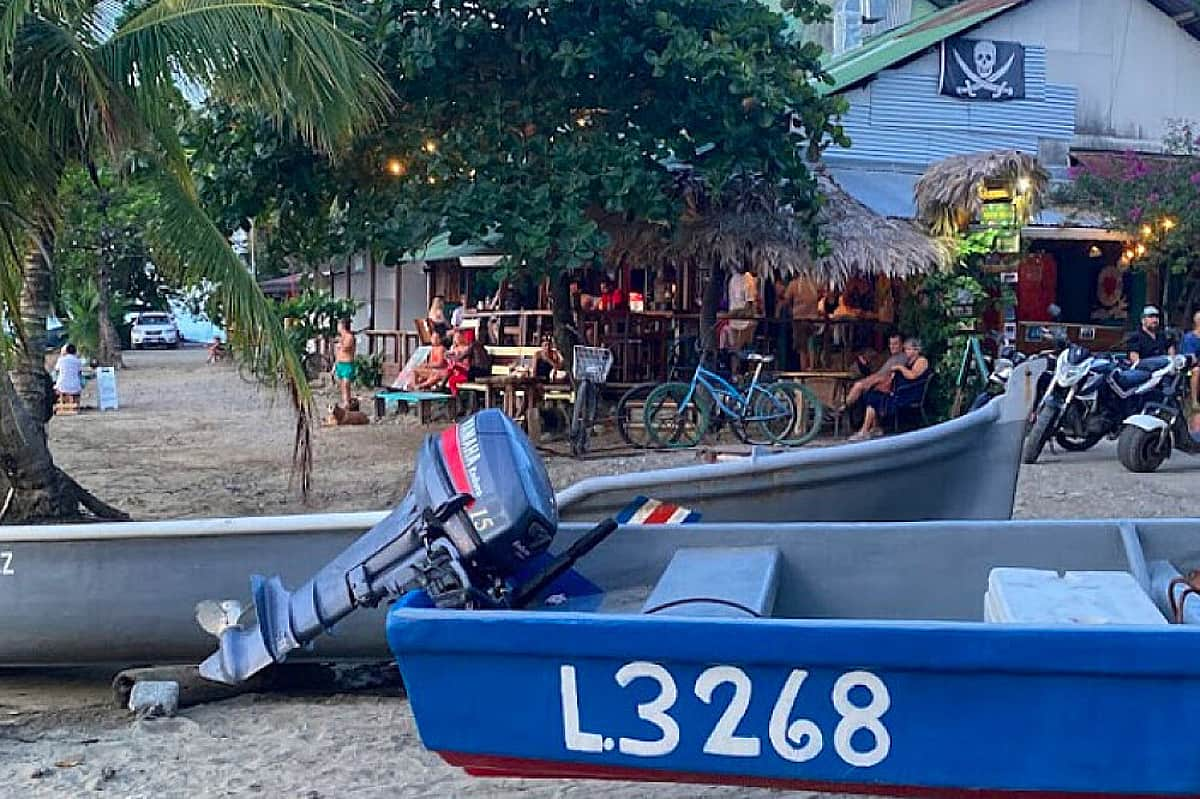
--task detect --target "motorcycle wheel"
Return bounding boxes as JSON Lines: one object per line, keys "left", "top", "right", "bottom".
{"left": 1021, "top": 403, "right": 1060, "bottom": 464}
{"left": 1117, "top": 425, "right": 1170, "bottom": 473}
{"left": 1053, "top": 431, "right": 1103, "bottom": 452}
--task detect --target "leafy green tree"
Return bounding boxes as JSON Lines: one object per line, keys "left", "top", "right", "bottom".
{"left": 1060, "top": 120, "right": 1200, "bottom": 320}
{"left": 343, "top": 0, "right": 846, "bottom": 359}
{"left": 0, "top": 0, "right": 387, "bottom": 523}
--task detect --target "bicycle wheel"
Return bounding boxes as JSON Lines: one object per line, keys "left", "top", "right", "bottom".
{"left": 735, "top": 384, "right": 797, "bottom": 445}
{"left": 644, "top": 382, "right": 708, "bottom": 449}
{"left": 773, "top": 381, "right": 825, "bottom": 446}
{"left": 570, "top": 380, "right": 596, "bottom": 457}
{"left": 615, "top": 382, "right": 656, "bottom": 448}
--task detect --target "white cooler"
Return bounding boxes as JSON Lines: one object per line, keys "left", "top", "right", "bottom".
{"left": 984, "top": 568, "right": 1167, "bottom": 625}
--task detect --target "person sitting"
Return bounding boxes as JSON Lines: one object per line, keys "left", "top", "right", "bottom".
{"left": 842, "top": 333, "right": 907, "bottom": 410}
{"left": 427, "top": 296, "right": 449, "bottom": 338}
{"left": 533, "top": 335, "right": 565, "bottom": 382}
{"left": 414, "top": 336, "right": 450, "bottom": 391}
{"left": 54, "top": 343, "right": 84, "bottom": 409}
{"left": 596, "top": 278, "right": 624, "bottom": 312}
{"left": 849, "top": 337, "right": 930, "bottom": 441}
{"left": 205, "top": 336, "right": 227, "bottom": 364}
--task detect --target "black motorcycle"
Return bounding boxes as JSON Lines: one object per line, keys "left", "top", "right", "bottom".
{"left": 1022, "top": 344, "right": 1168, "bottom": 464}
{"left": 1117, "top": 354, "right": 1200, "bottom": 473}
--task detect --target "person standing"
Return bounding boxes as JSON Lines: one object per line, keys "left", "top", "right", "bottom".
{"left": 1125, "top": 305, "right": 1173, "bottom": 365}
{"left": 334, "top": 317, "right": 356, "bottom": 408}
{"left": 782, "top": 274, "right": 822, "bottom": 370}
{"left": 1181, "top": 309, "right": 1200, "bottom": 433}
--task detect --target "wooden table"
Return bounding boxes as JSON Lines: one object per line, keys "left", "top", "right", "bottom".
{"left": 482, "top": 374, "right": 544, "bottom": 440}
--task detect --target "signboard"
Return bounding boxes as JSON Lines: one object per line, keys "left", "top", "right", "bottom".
{"left": 940, "top": 37, "right": 1026, "bottom": 100}
{"left": 96, "top": 366, "right": 118, "bottom": 411}
{"left": 980, "top": 202, "right": 1016, "bottom": 227}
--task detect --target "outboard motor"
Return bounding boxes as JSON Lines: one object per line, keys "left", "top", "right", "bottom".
{"left": 198, "top": 409, "right": 611, "bottom": 685}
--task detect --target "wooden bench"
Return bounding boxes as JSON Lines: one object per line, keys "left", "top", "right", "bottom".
{"left": 373, "top": 390, "right": 454, "bottom": 424}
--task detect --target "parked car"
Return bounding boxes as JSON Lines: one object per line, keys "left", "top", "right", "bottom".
{"left": 130, "top": 312, "right": 181, "bottom": 349}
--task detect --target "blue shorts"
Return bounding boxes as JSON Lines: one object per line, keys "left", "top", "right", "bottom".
{"left": 334, "top": 362, "right": 355, "bottom": 381}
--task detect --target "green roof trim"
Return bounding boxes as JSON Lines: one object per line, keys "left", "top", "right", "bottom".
{"left": 819, "top": 0, "right": 1026, "bottom": 95}
{"left": 402, "top": 231, "right": 502, "bottom": 263}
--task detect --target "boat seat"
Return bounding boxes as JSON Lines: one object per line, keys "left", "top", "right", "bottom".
{"left": 642, "top": 546, "right": 781, "bottom": 619}
{"left": 745, "top": 353, "right": 774, "bottom": 364}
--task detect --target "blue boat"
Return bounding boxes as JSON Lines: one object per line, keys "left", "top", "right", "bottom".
{"left": 387, "top": 516, "right": 1200, "bottom": 798}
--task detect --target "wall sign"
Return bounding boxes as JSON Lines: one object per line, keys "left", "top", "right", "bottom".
{"left": 96, "top": 366, "right": 119, "bottom": 411}
{"left": 940, "top": 37, "right": 1026, "bottom": 100}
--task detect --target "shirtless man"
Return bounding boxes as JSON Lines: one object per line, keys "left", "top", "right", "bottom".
{"left": 334, "top": 317, "right": 356, "bottom": 408}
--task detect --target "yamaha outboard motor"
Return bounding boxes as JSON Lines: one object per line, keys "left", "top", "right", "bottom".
{"left": 199, "top": 409, "right": 602, "bottom": 685}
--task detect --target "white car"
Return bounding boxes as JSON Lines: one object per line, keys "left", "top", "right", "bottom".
{"left": 130, "top": 312, "right": 181, "bottom": 349}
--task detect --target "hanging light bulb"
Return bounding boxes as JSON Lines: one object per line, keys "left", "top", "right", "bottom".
{"left": 1088, "top": 245, "right": 1102, "bottom": 258}
{"left": 1162, "top": 217, "right": 1177, "bottom": 231}
{"left": 1141, "top": 224, "right": 1154, "bottom": 239}
{"left": 1135, "top": 242, "right": 1148, "bottom": 257}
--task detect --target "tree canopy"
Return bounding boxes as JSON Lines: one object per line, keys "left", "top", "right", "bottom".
{"left": 189, "top": 0, "right": 848, "bottom": 280}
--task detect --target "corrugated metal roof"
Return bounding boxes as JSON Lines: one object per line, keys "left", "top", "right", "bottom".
{"left": 1145, "top": 0, "right": 1200, "bottom": 40}
{"left": 929, "top": 0, "right": 1200, "bottom": 41}
{"left": 820, "top": 0, "right": 1028, "bottom": 94}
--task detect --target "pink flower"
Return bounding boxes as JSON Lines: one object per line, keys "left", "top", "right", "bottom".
{"left": 1067, "top": 165, "right": 1084, "bottom": 179}
{"left": 1191, "top": 172, "right": 1200, "bottom": 186}
{"left": 1148, "top": 192, "right": 1161, "bottom": 203}
{"left": 1130, "top": 206, "right": 1143, "bottom": 222}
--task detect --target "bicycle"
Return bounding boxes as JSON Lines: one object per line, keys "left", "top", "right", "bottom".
{"left": 644, "top": 350, "right": 822, "bottom": 448}
{"left": 569, "top": 345, "right": 613, "bottom": 457}
{"left": 615, "top": 333, "right": 703, "bottom": 448}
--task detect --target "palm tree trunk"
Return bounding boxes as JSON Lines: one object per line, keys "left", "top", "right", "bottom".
{"left": 10, "top": 231, "right": 55, "bottom": 425}
{"left": 0, "top": 366, "right": 71, "bottom": 521}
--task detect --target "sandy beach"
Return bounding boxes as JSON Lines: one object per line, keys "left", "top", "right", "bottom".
{"left": 4, "top": 346, "right": 1200, "bottom": 798}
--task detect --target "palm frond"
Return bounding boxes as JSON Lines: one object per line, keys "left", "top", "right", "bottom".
{"left": 10, "top": 16, "right": 135, "bottom": 158}
{"left": 103, "top": 0, "right": 389, "bottom": 151}
{"left": 141, "top": 162, "right": 314, "bottom": 494}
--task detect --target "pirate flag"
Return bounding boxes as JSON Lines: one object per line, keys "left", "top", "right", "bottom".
{"left": 939, "top": 36, "right": 1025, "bottom": 101}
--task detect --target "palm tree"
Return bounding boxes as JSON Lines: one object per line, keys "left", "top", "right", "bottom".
{"left": 0, "top": 0, "right": 388, "bottom": 523}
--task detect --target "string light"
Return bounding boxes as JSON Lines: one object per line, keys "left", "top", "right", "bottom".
{"left": 385, "top": 158, "right": 405, "bottom": 176}
{"left": 1162, "top": 217, "right": 1177, "bottom": 231}
{"left": 423, "top": 140, "right": 437, "bottom": 154}
{"left": 1135, "top": 242, "right": 1147, "bottom": 257}
{"left": 1123, "top": 248, "right": 1136, "bottom": 262}
{"left": 1141, "top": 224, "right": 1154, "bottom": 239}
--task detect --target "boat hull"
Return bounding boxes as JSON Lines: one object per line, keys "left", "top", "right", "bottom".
{"left": 556, "top": 361, "right": 1042, "bottom": 523}
{"left": 386, "top": 517, "right": 1200, "bottom": 798}
{"left": 402, "top": 619, "right": 1200, "bottom": 797}
{"left": 0, "top": 363, "right": 1041, "bottom": 666}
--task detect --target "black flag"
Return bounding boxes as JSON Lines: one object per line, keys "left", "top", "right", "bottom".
{"left": 940, "top": 37, "right": 1026, "bottom": 101}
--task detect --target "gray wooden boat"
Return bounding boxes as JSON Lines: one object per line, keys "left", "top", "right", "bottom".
{"left": 0, "top": 362, "right": 1041, "bottom": 666}
{"left": 558, "top": 360, "right": 1041, "bottom": 523}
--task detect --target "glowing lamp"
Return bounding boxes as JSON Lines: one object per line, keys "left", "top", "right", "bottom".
{"left": 385, "top": 158, "right": 405, "bottom": 176}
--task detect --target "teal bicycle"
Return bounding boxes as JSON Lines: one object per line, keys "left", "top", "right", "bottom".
{"left": 643, "top": 351, "right": 823, "bottom": 448}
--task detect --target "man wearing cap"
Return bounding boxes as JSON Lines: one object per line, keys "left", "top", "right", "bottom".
{"left": 1125, "top": 306, "right": 1174, "bottom": 365}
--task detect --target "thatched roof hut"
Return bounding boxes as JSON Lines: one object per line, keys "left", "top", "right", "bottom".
{"left": 915, "top": 150, "right": 1050, "bottom": 236}
{"left": 602, "top": 168, "right": 951, "bottom": 287}
{"left": 813, "top": 167, "right": 954, "bottom": 284}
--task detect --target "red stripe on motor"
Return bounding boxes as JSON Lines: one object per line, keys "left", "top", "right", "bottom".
{"left": 439, "top": 426, "right": 472, "bottom": 496}
{"left": 643, "top": 503, "right": 679, "bottom": 525}
{"left": 438, "top": 752, "right": 1154, "bottom": 799}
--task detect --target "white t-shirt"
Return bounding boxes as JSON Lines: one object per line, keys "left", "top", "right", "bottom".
{"left": 55, "top": 354, "right": 83, "bottom": 395}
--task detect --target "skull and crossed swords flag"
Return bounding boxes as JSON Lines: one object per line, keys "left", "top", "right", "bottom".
{"left": 939, "top": 36, "right": 1026, "bottom": 100}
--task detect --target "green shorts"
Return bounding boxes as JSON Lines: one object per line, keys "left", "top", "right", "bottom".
{"left": 334, "top": 362, "right": 355, "bottom": 381}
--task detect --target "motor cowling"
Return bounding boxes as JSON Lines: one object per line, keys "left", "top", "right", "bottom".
{"left": 198, "top": 409, "right": 559, "bottom": 684}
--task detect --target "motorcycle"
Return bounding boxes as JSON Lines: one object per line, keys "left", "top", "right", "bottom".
{"left": 1021, "top": 343, "right": 1154, "bottom": 464}
{"left": 1117, "top": 353, "right": 1200, "bottom": 473}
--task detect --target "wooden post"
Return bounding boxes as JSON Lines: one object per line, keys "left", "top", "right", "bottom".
{"left": 345, "top": 255, "right": 352, "bottom": 301}
{"left": 367, "top": 249, "right": 377, "bottom": 354}
{"left": 394, "top": 260, "right": 403, "bottom": 330}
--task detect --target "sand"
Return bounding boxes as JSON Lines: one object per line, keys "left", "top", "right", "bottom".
{"left": 3, "top": 348, "right": 849, "bottom": 798}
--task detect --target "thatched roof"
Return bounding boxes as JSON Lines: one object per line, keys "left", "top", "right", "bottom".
{"left": 813, "top": 167, "right": 954, "bottom": 283}
{"left": 915, "top": 150, "right": 1049, "bottom": 236}
{"left": 602, "top": 169, "right": 950, "bottom": 286}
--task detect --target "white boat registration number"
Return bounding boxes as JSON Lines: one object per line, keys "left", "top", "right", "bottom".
{"left": 559, "top": 662, "right": 891, "bottom": 766}
{"left": 0, "top": 551, "right": 12, "bottom": 576}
